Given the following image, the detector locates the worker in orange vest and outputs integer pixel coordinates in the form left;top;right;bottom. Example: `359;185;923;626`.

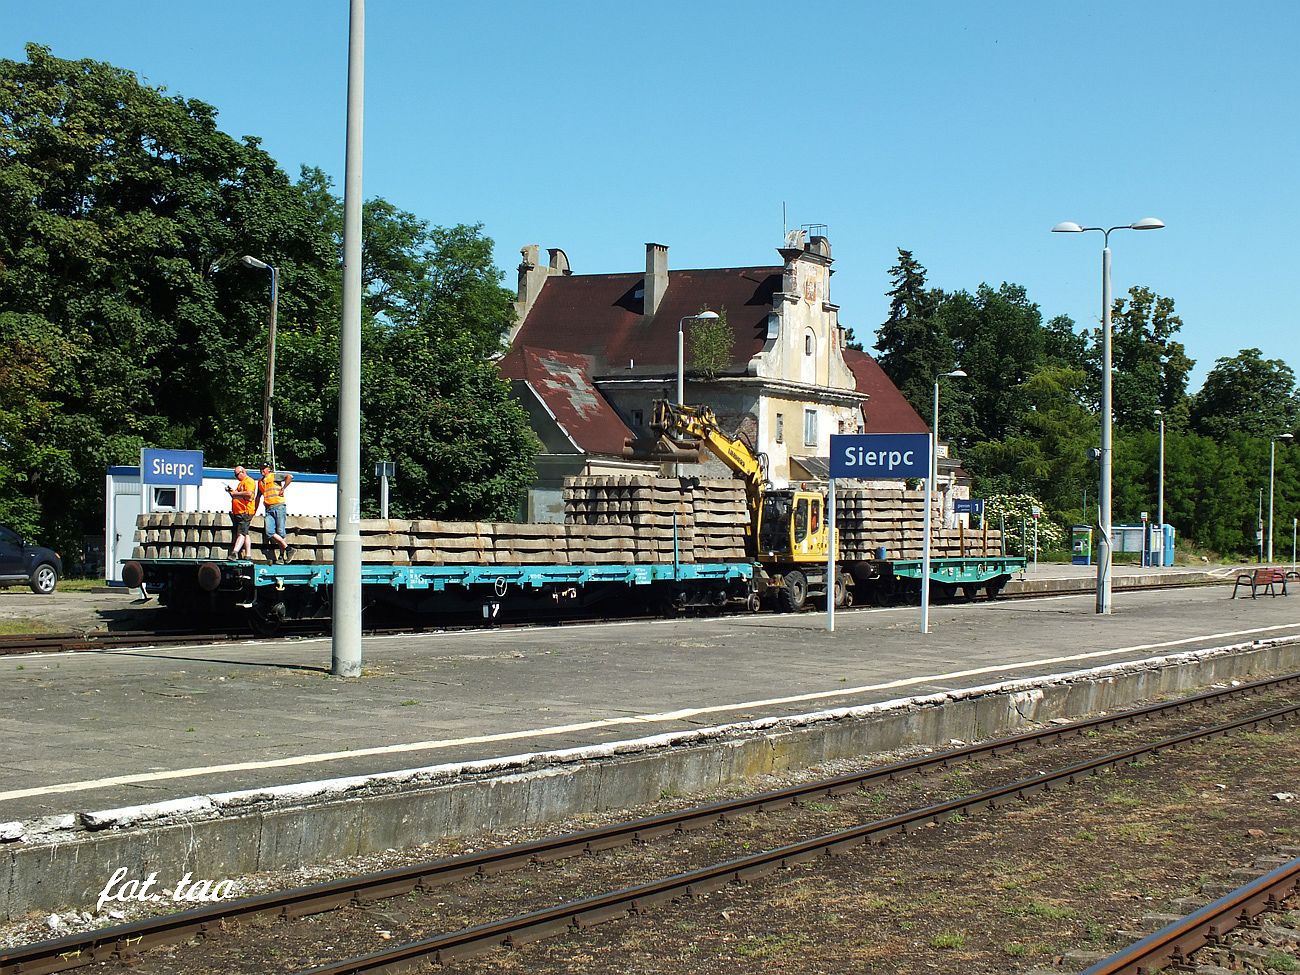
225;465;257;560
256;462;294;562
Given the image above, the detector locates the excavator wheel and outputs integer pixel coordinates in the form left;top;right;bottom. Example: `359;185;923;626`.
778;570;808;613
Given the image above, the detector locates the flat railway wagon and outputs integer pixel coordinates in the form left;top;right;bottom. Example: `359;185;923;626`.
121;476;1022;631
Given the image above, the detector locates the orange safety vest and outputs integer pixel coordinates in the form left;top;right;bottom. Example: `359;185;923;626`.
232;474;257;515
259;472;286;507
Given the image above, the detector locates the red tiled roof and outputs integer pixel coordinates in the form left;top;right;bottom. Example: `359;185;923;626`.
842;349;930;434
511;268;782;376
499;346;634;456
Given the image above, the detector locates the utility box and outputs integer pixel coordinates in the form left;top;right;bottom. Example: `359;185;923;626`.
1071;525;1093;566
104;465;337;585
1150;524;1176;567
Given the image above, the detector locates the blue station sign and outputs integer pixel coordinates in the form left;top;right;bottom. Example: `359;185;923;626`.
142;448;204;485
954;498;984;515
829;433;931;480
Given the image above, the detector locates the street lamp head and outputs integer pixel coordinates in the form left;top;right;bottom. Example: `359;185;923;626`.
1051;221;1084;233
1129;217;1165;231
1279;433;1295;442
241;255;271;270
946;369;967;379
1153;409;1162;416
694;311;720;321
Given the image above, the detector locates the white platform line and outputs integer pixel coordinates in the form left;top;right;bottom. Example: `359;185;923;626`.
2;622;1298;804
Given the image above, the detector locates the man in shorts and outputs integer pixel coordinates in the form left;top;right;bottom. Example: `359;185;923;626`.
225;465;257;560
256;462;294;562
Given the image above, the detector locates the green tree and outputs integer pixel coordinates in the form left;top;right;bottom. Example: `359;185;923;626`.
1190;348;1300;440
874;249;952;415
1101;287;1194;431
949;283;1046;444
291;172;538;518
0;44;335;553
688;306;732;379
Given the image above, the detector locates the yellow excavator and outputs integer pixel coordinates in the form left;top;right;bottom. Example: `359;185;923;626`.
628;399;848;611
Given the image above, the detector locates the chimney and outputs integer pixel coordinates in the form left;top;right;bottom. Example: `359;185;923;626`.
512;244;559;345
644;242;668;320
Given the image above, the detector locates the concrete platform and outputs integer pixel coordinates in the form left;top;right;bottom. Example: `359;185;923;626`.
1;564;1296;918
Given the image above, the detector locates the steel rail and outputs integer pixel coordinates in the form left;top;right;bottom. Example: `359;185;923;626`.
1079;856;1300;975
296;702;1300;974
4;674;1297;975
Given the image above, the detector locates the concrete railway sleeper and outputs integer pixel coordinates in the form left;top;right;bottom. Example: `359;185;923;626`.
6;673;1300;975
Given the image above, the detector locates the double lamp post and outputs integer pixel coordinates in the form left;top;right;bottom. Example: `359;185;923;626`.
1052;217;1165;614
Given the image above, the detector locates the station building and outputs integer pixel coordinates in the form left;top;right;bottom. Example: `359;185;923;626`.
499;232;966;522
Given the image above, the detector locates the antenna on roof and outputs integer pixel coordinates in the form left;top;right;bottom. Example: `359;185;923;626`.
782;201;787;240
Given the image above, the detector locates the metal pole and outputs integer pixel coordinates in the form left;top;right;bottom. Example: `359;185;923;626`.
1268;439;1276;564
1157;415;1164;566
826;477;836;632
1098;242;1113;614
920;432;933;634
332;0;365;678
260;266;278;467
932;380;941;526
1257;489;1264;564
677;319;685;406
380;472;389;519
1292;516;1297;572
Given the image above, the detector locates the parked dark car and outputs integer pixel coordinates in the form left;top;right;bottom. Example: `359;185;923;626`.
0;525;62;594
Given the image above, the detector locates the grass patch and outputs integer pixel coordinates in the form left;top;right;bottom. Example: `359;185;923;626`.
734;933;811;959
0;619;60;635
1264;952;1299;972
930;932;965;949
1022;901;1075;920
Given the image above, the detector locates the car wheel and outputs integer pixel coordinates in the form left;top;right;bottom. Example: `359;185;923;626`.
30;562;59;595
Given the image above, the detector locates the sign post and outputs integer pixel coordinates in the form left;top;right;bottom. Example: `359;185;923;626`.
830;433;932;633
826;476;836;632
375;461;395;519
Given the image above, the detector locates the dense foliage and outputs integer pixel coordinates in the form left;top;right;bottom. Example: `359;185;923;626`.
0;45;537;562
875;248;1298;559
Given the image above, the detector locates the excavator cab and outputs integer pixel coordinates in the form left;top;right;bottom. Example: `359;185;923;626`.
758;489;830;563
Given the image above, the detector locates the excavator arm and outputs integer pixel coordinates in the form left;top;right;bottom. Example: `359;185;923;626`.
649;400;767;536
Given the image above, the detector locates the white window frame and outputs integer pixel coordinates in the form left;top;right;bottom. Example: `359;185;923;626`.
803;409;818;447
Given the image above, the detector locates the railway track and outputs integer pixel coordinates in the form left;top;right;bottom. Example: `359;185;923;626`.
1081;857;1300;974
0;576;1228;656
5;671;1297;975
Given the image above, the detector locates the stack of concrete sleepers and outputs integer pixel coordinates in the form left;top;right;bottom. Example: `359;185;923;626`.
834;487;1002;559
563;475;749;563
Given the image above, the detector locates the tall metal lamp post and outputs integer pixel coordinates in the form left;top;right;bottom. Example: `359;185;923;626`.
678;311;719;405
241;255;278;466
1154;409;1165;565
1052;217;1165;613
1268;432;1294;563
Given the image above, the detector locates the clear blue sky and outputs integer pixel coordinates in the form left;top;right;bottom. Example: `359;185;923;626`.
7;1;1297;390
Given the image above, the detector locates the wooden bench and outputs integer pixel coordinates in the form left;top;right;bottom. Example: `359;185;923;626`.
1232;567;1288;599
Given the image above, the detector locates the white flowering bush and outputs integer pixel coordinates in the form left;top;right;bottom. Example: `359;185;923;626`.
984;493;1066;555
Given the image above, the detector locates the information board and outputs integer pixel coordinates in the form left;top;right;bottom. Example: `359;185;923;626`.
141;448;203;485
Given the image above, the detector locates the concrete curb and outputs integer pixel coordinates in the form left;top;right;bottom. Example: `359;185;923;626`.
2;635;1298;919
1002;570;1223;596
